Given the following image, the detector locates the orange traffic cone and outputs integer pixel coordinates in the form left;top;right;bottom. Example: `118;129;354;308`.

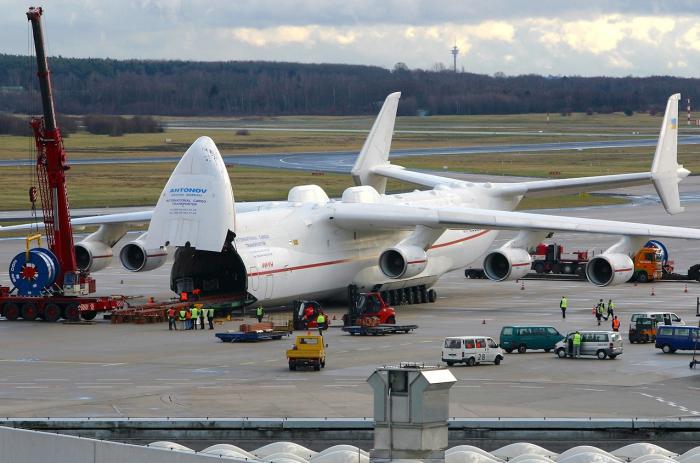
684;284;688;293
651;287;656;296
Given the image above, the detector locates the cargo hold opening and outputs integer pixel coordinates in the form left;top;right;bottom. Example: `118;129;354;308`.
170;230;249;302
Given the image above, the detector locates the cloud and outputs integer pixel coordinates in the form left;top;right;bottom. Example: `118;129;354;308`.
531;15;676;55
0;0;700;77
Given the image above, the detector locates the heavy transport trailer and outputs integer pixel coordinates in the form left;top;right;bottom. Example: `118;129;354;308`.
0;288;124;322
341;324;418;336
216;331;288;342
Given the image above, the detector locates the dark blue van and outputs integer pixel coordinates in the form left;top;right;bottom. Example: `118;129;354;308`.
655;326;700;353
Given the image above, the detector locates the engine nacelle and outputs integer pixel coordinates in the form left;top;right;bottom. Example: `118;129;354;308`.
75;240;113;273
483;248;532;281
120;239;168;272
585;253;634;287
378;245;427;279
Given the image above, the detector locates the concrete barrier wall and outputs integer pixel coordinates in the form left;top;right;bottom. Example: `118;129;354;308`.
3;418;700;453
0;426;233;463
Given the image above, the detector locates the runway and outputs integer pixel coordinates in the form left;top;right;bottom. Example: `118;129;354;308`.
2;135;700;171
0;201;698;419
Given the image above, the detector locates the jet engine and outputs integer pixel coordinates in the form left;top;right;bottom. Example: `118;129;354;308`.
378;245;427;279
75;240;113;273
483;248;532;281
585;253;634;287
120;237;168;272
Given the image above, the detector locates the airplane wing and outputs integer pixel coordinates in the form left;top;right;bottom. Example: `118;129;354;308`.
330;202;700;241
0;201;284;233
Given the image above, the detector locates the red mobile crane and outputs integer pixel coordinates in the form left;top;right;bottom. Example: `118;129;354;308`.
0;7;123;322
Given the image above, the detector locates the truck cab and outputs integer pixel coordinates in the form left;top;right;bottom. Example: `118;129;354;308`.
632;246;663;283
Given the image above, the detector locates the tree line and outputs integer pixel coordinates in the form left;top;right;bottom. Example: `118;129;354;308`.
1;54;699;116
0;113;160;137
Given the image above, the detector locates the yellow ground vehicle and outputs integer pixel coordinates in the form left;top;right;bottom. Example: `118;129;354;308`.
286;334;326;371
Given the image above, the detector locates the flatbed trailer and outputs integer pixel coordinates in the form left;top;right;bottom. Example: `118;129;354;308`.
216;331;289;343
342;324;418;336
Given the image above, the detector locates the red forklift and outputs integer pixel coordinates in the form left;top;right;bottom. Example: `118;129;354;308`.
292;300;329;330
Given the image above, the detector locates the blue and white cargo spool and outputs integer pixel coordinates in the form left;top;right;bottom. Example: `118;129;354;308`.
9;247;60;296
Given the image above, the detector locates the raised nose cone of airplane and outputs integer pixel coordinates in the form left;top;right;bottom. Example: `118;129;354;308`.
175;136;229;178
145;136;235;252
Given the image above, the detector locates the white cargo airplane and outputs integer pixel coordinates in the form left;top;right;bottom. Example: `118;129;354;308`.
3;93;699;307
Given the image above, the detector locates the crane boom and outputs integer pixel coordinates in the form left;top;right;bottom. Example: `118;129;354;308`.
26;6;78;292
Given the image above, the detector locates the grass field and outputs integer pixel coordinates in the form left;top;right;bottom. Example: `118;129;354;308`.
3;110;682;212
2;110;698;162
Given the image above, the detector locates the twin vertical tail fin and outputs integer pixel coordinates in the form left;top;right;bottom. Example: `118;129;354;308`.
351;92;401;194
652;93;690;214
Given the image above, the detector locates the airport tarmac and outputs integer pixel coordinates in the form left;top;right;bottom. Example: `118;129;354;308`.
0;201;699;419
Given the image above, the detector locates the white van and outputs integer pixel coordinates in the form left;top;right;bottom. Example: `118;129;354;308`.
555;331;623;360
442;336;504;367
631;312;685;326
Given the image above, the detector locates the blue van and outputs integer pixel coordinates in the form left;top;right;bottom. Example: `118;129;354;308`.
655;326;700;353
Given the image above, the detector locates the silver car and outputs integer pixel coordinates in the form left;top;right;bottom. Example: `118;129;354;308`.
555;331;623;360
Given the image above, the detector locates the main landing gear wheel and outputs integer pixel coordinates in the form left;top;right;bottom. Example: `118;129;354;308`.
407;288;416;304
44;303;61;322
420;286;428;303
427;289;437;303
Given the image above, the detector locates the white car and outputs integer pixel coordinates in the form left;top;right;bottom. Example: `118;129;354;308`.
442;336;504;367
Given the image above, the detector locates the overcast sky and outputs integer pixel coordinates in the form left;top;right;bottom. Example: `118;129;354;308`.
2;0;700;77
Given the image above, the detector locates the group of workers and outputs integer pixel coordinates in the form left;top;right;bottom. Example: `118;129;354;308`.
559;296;620;332
167;304;215;331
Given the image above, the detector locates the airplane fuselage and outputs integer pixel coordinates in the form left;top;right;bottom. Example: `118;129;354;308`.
234;184;518;305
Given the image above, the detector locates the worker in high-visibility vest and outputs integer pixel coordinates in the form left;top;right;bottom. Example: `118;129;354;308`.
607;299;615;320
206;306;215;330
167;307;177;331
572;331;582;358
559;296;568;319
191;305;199;330
612;316;620;332
198;304;205;330
256;306;264;323
185;308;193;330
179;307;187;330
316;312;326;335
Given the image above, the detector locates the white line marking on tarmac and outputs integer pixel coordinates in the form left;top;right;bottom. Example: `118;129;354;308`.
155;378;190;381
240;362;255;365
260;385;296;389
274;378;308;381
324;384;358;387
77;386;113;389
511;385;545;389
96;379;131;382
35;378;69;382
575;388;605;392
14;386;48;389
